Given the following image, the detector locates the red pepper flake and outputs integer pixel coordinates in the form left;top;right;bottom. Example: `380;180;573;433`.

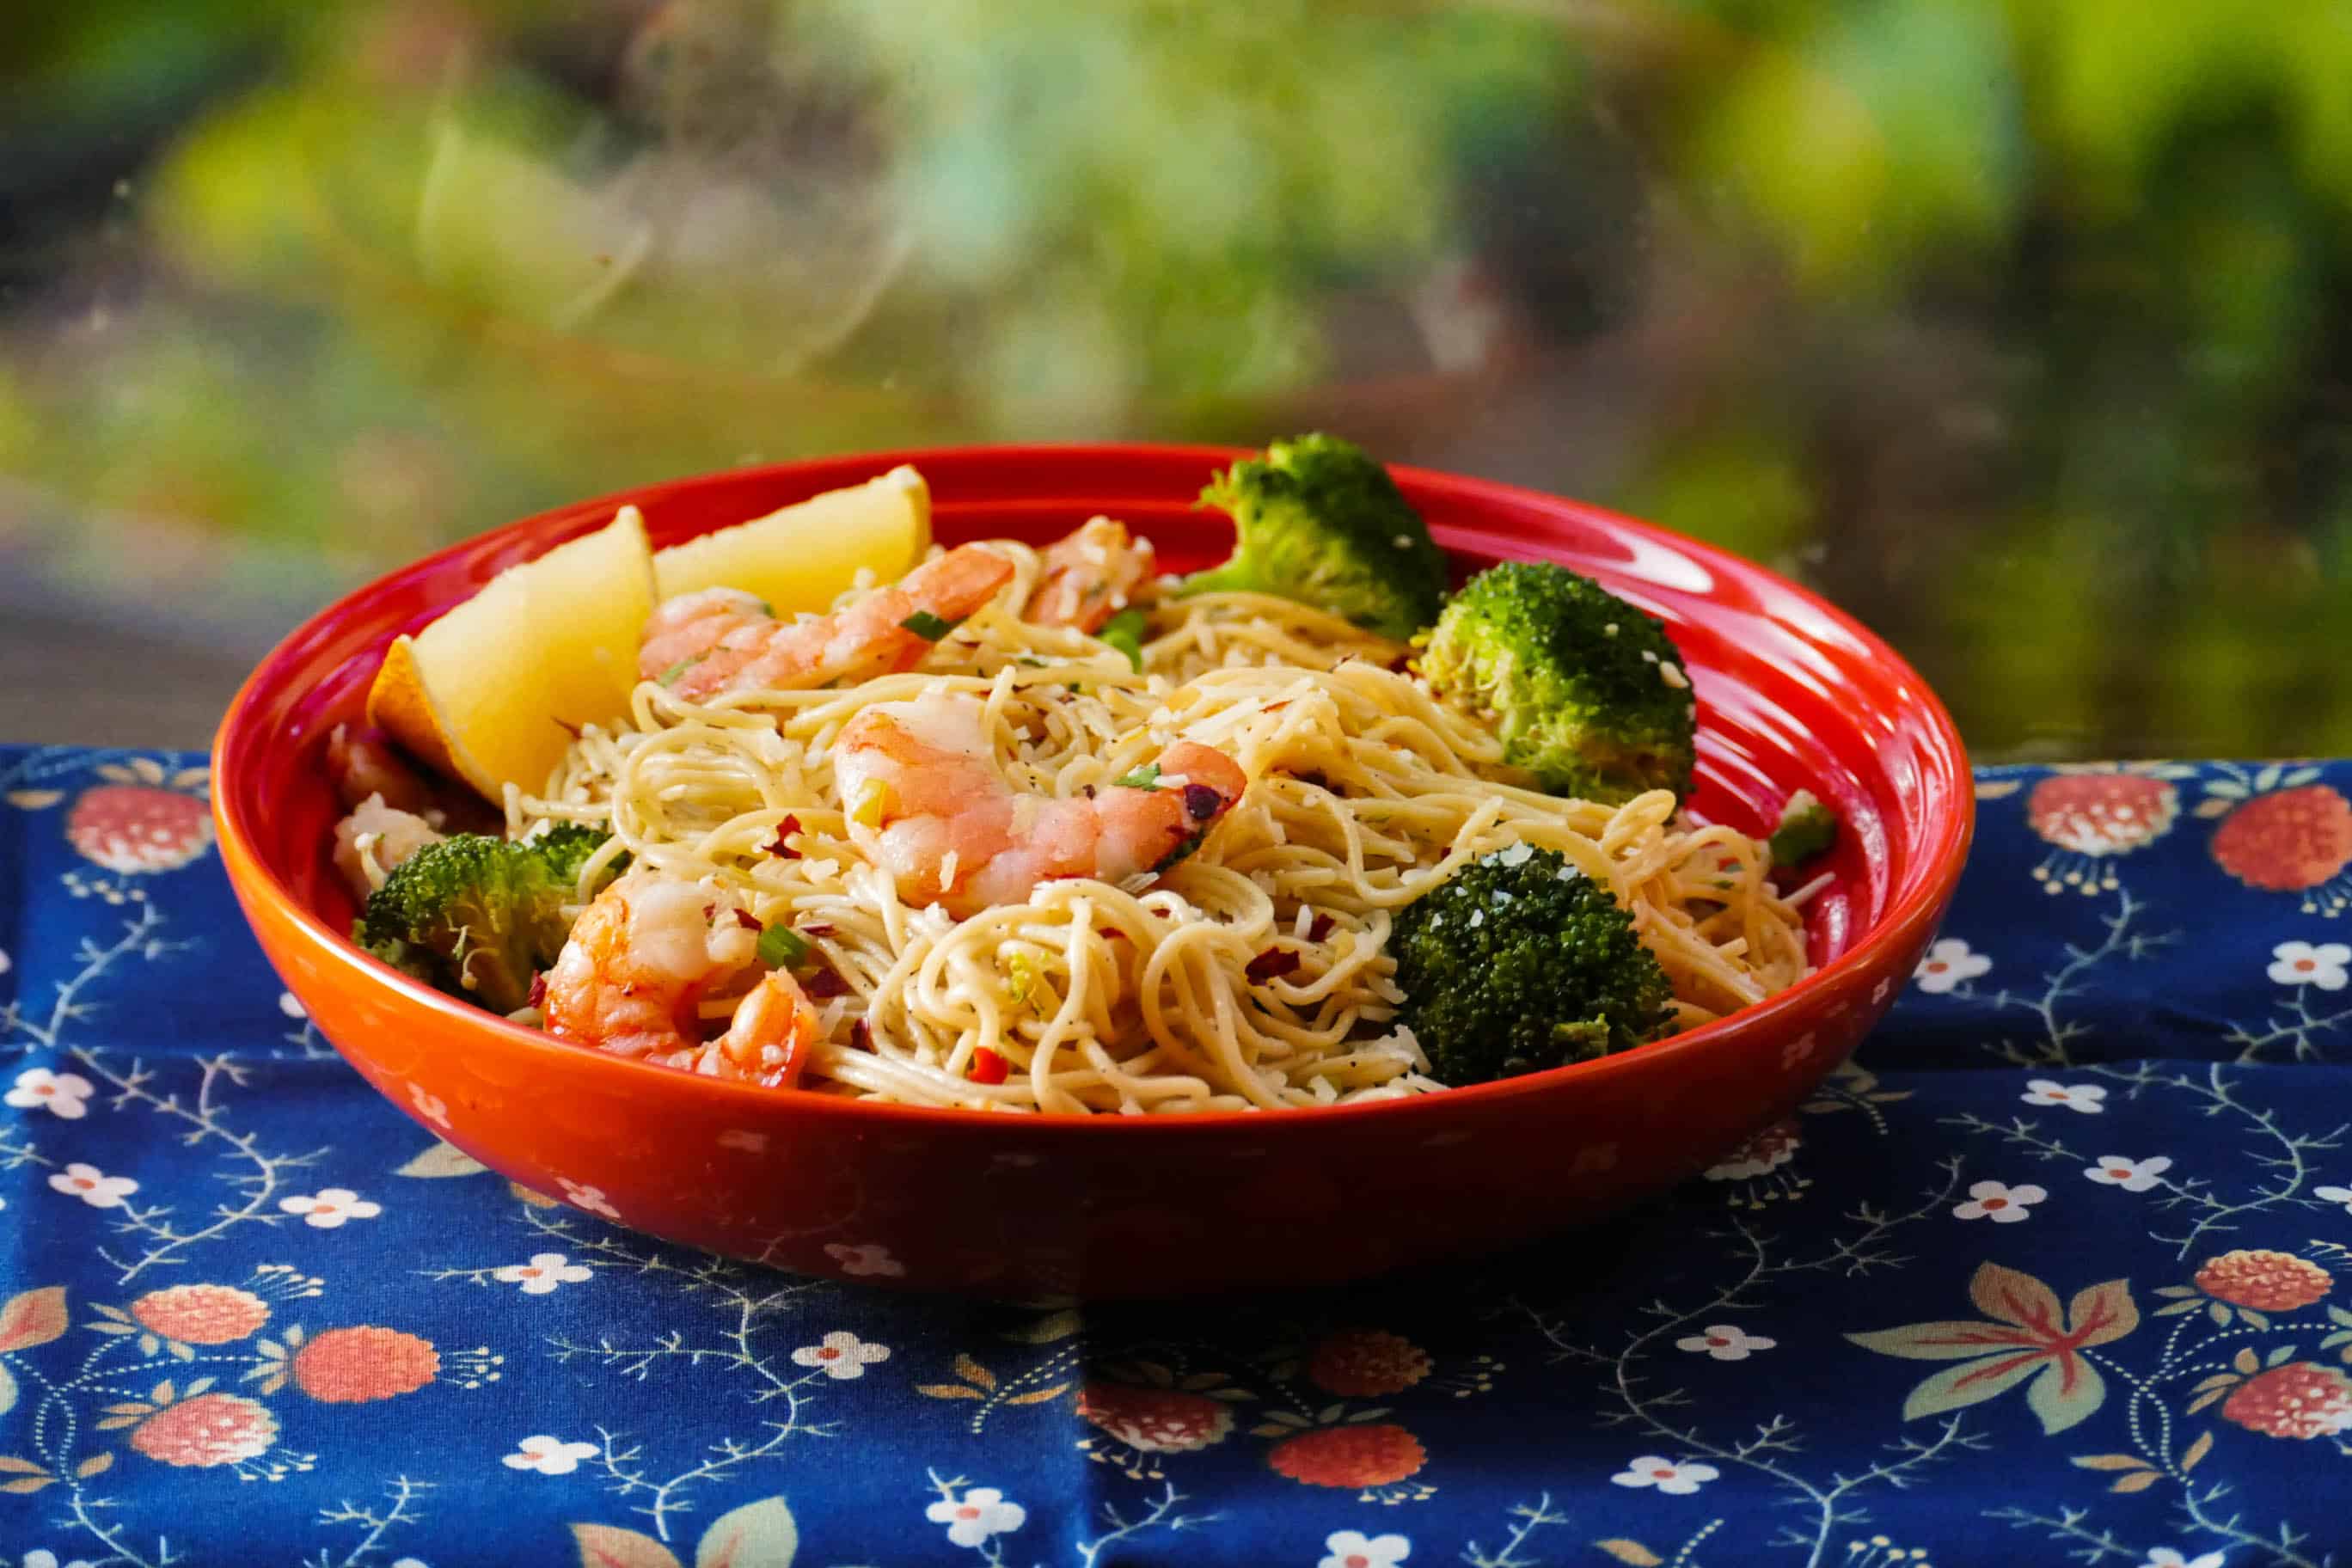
526;971;548;1010
1387;652;1415;674
969;1046;1009;1086
1308;913;1335;942
799;923;835;937
1245;948;1302;983
1718;856;1741;872
767;814;803;858
732;907;762;930
1098;927;1128;941
802;965;848;1000
850;1018;873;1051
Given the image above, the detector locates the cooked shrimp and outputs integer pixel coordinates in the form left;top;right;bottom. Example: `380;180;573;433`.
328;723;440;816
331;793;443;900
833;689;1248;916
1025;516;1155;633
639;545;1016;701
542;869;821;1090
327;722;499;837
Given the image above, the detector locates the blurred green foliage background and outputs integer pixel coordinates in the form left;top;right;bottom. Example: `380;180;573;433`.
0;0;2344;758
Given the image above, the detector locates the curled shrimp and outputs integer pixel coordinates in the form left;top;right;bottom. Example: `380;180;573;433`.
331;794;443;900
542;869;821;1090
832;689;1248;916
639;543;1017;701
1025;516;1155;633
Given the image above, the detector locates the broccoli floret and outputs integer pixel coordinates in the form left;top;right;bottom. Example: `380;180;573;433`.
354;829;620;1012
1388;843;1672;1087
1178;433;1446;639
524;820;628;891
1768;790;1838;868
1418;560;1697;805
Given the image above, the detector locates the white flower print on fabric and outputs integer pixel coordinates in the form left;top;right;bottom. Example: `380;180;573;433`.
24;1548;95;1568
1913;937;1990;994
790;1330;891;1380
407;1082;450;1130
927;1485;1026;1547
1609;1455;1719;1495
2024;1079;2106;1114
493;1253;592;1295
2315;1183;2352;1216
2139;1551;2226;1568
278;1187;383;1228
1320;1530;1412;1568
1675;1325;1777;1361
278;990;307;1019
1952;1179;2046;1223
556;1179;620;1218
502;1435;599;1475
826;1241;906;1277
7;1067;95;1120
0;947;10;977
1702;1124;1800;1181
2269;940;2351;991
2085;1155;2173;1192
47;1163;137;1209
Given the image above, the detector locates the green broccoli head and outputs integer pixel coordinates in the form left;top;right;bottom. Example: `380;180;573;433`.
1388;842;1673;1087
525;820;628;891
354;828;620;1013
1178;433;1446;640
1418;560;1697;805
1768;789;1839;868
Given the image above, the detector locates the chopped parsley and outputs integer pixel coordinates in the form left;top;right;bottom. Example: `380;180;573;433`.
656;655;704;687
1112;763;1161;790
899;609;958;641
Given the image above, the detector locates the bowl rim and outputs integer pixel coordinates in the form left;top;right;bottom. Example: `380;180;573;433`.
213;441;1974;1135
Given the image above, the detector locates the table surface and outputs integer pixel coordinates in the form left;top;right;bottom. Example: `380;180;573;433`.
4;744;2352;1566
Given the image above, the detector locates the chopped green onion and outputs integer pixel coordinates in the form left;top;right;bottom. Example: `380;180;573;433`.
1768;790;1839;868
656;656;703;687
1099;607;1148;671
899;609;957;641
756;924;809;970
1112;763;1161;790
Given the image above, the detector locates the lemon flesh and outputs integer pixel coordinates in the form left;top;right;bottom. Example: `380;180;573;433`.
652;464;931;614
367;505;657;801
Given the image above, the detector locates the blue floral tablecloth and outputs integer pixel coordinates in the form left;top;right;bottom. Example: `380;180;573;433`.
6;746;2352;1568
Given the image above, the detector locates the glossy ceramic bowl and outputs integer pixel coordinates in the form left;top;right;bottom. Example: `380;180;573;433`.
214;444;1972;1297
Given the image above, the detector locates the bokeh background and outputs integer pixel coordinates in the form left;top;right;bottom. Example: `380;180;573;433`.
2;0;2345;757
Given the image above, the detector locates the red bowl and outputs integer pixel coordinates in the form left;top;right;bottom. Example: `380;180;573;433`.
213;444;1972;1297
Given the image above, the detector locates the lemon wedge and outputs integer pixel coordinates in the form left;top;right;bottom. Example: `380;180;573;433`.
367;505;658;801
652;464;931;613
